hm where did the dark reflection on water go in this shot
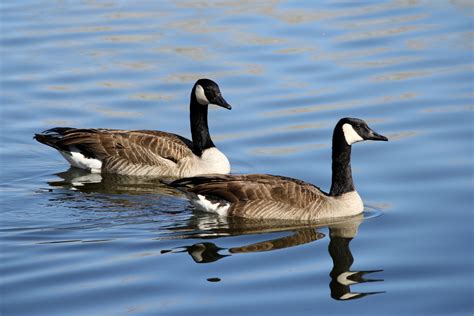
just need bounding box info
[1,0,473,314]
[48,168,178,195]
[42,168,383,239]
[163,215,384,301]
[36,169,386,302]
[327,222,384,301]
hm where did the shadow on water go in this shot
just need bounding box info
[41,168,384,301]
[46,167,178,195]
[35,168,193,232]
[163,214,385,301]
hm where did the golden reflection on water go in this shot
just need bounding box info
[233,32,286,46]
[422,105,474,113]
[83,50,115,58]
[89,106,143,118]
[105,12,166,20]
[213,122,325,143]
[173,0,423,27]
[161,213,384,300]
[405,39,428,50]
[64,26,113,33]
[274,47,315,55]
[449,0,474,10]
[82,0,116,9]
[44,119,77,126]
[336,25,421,42]
[373,70,432,82]
[263,92,418,118]
[387,131,418,141]
[175,0,280,11]
[274,122,326,132]
[47,85,72,91]
[342,14,427,29]
[116,61,155,70]
[312,47,389,63]
[153,47,211,61]
[344,56,421,69]
[103,34,161,43]
[99,81,133,88]
[166,19,230,34]
[263,100,363,118]
[162,64,265,83]
[373,64,468,82]
[251,143,326,156]
[128,93,175,101]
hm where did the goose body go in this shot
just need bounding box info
[171,118,388,220]
[34,79,231,178]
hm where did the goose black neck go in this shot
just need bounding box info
[328,234,354,300]
[329,129,355,196]
[190,91,214,156]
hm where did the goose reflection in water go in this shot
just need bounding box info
[326,220,384,300]
[164,215,384,301]
[43,169,188,226]
[47,168,179,195]
[45,168,384,300]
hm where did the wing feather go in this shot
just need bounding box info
[172,174,328,219]
[43,128,194,166]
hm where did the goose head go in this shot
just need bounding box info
[337,118,388,146]
[193,78,232,110]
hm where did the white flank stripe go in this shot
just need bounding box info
[59,149,102,172]
[193,194,230,216]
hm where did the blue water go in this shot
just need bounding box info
[1,1,473,315]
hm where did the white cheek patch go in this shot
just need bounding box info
[342,123,364,145]
[195,84,209,105]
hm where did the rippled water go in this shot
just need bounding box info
[1,1,473,315]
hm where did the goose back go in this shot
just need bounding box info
[35,128,208,177]
[171,174,357,220]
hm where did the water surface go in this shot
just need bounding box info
[1,1,473,315]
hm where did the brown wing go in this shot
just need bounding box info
[172,174,328,218]
[47,128,194,165]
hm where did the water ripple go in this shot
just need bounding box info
[1,0,472,315]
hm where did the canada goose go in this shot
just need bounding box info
[170,118,388,220]
[34,79,232,178]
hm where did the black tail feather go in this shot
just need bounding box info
[34,127,74,151]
